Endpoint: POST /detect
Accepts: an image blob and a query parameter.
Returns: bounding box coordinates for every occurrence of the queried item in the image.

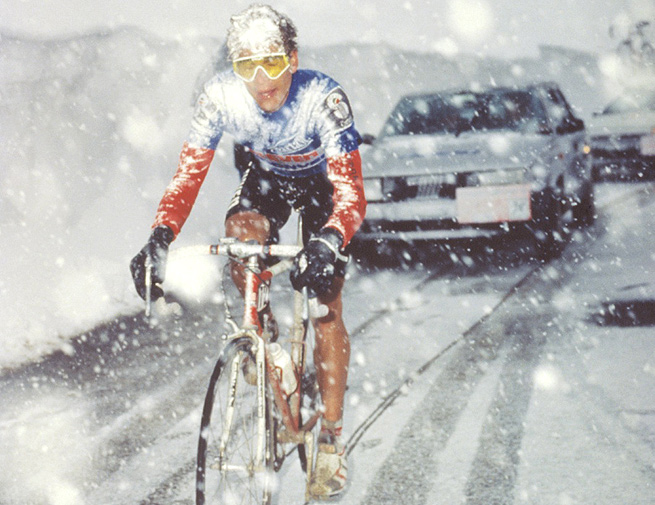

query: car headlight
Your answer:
[363,178,384,202]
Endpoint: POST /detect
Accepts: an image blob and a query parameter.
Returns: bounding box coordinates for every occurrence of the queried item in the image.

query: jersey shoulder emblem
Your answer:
[323,87,354,132]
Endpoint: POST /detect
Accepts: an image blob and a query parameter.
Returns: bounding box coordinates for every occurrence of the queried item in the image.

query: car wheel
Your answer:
[532,187,566,261]
[351,240,416,270]
[350,239,389,270]
[572,180,595,228]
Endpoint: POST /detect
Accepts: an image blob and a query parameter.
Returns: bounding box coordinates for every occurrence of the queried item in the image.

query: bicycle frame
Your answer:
[235,247,321,442]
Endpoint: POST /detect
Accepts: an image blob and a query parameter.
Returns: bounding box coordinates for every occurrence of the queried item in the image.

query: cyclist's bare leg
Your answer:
[313,277,350,423]
[225,211,271,294]
[311,278,350,498]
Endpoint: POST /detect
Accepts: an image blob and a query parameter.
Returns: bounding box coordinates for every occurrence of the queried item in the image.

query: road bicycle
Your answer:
[145,221,325,504]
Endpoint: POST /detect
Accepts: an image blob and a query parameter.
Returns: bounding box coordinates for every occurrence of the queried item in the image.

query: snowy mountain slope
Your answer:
[0,27,607,369]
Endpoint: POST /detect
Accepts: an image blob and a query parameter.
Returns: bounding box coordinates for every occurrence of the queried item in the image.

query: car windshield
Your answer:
[380,90,549,137]
[602,92,655,114]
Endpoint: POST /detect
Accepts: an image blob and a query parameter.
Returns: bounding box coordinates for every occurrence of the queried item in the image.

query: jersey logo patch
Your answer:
[323,87,354,132]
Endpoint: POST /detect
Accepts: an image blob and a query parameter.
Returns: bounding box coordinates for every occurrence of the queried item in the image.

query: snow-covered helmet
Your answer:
[226,4,298,60]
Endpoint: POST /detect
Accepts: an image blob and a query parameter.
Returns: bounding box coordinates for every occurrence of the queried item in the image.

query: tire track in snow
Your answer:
[345,255,540,456]
[464,183,655,504]
[356,273,536,505]
[462,284,551,505]
[357,255,577,505]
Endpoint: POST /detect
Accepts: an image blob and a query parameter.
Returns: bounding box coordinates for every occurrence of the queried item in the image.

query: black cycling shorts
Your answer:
[226,167,347,269]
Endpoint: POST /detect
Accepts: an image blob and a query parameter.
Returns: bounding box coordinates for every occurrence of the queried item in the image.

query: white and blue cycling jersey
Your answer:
[188,68,361,178]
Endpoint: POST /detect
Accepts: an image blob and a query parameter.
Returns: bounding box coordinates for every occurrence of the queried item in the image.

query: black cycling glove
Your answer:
[290,228,346,296]
[130,225,174,301]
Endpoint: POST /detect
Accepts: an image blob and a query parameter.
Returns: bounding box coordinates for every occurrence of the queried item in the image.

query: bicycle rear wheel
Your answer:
[196,336,275,505]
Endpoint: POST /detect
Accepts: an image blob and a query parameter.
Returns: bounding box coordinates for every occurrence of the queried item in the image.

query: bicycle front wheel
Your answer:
[196,336,274,505]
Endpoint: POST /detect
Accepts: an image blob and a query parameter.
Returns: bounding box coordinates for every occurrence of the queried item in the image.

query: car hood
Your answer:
[587,110,655,138]
[362,132,551,178]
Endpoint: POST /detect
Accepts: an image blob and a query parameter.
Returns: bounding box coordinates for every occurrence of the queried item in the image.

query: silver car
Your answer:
[352,82,595,263]
[588,89,655,181]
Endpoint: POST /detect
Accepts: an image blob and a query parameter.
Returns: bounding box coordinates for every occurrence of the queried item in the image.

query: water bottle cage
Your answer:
[273,364,299,398]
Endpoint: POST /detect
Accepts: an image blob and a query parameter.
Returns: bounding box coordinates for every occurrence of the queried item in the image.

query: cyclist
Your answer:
[130,3,366,498]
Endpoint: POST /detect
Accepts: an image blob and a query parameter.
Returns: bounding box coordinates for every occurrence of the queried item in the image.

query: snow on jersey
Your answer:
[153,69,366,245]
[189,69,359,176]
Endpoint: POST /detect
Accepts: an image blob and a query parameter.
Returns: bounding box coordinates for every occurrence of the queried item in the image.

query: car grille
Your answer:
[387,173,465,200]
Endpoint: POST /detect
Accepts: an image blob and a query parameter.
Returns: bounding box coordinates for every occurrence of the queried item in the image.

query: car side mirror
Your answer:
[571,117,585,131]
[556,117,585,134]
[361,133,376,145]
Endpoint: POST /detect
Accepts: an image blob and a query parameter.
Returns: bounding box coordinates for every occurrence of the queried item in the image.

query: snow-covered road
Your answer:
[1,182,654,505]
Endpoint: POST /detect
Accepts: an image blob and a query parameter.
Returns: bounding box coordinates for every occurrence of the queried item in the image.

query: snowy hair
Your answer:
[226,4,298,60]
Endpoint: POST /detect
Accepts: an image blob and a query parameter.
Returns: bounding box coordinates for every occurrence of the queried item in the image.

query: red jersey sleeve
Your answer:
[324,149,367,246]
[152,142,215,237]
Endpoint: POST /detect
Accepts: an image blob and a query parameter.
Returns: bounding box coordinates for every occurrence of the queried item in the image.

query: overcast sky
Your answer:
[1,0,653,59]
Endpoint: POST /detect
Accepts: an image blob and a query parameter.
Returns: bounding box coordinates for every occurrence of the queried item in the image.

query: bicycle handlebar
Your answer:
[149,238,329,319]
[168,238,302,262]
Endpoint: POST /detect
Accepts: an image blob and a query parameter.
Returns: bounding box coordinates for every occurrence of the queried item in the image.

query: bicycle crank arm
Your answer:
[276,411,320,445]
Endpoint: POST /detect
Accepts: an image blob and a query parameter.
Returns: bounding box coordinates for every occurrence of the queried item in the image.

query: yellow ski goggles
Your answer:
[232,53,291,82]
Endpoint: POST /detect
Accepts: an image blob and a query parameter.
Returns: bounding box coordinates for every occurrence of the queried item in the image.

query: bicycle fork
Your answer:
[216,332,269,475]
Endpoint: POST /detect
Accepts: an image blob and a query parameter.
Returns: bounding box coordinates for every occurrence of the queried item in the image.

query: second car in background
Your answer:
[352,82,595,264]
[588,89,655,181]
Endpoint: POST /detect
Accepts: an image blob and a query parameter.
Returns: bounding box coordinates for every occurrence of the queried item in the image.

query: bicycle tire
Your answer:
[196,336,275,505]
[294,311,320,474]
[297,365,320,473]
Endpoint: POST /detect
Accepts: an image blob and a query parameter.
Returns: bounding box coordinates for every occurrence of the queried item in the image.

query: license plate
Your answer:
[456,184,532,224]
[640,135,655,156]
